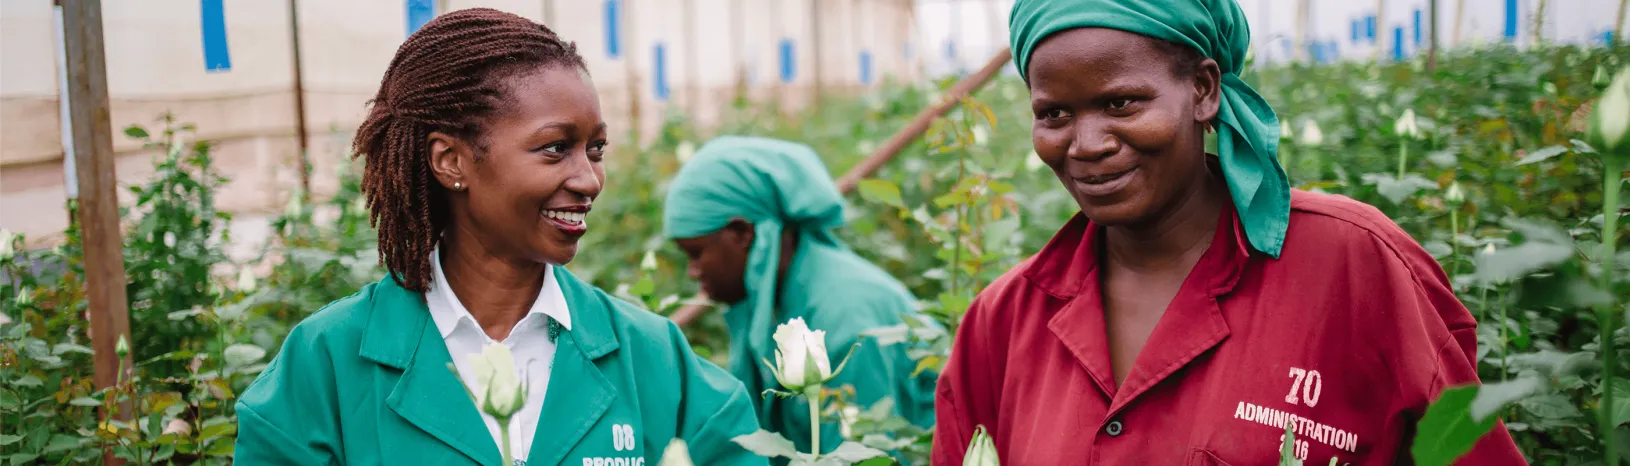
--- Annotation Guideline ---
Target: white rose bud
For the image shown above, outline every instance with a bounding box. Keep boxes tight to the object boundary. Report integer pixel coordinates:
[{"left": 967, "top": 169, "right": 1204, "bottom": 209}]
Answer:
[
  {"left": 658, "top": 439, "right": 695, "bottom": 466},
  {"left": 1395, "top": 109, "right": 1421, "bottom": 139},
  {"left": 1444, "top": 182, "right": 1465, "bottom": 205},
  {"left": 676, "top": 141, "right": 697, "bottom": 164},
  {"left": 641, "top": 250, "right": 658, "bottom": 271},
  {"left": 237, "top": 267, "right": 257, "bottom": 293},
  {"left": 0, "top": 229, "right": 15, "bottom": 261},
  {"left": 162, "top": 419, "right": 192, "bottom": 437},
  {"left": 1299, "top": 120, "right": 1324, "bottom": 147},
  {"left": 768, "top": 317, "right": 832, "bottom": 391},
  {"left": 1588, "top": 65, "right": 1630, "bottom": 155},
  {"left": 467, "top": 343, "right": 525, "bottom": 419},
  {"left": 0, "top": 313, "right": 11, "bottom": 326},
  {"left": 115, "top": 335, "right": 130, "bottom": 358},
  {"left": 963, "top": 425, "right": 1000, "bottom": 466},
  {"left": 1280, "top": 121, "right": 1293, "bottom": 141},
  {"left": 14, "top": 287, "right": 31, "bottom": 307}
]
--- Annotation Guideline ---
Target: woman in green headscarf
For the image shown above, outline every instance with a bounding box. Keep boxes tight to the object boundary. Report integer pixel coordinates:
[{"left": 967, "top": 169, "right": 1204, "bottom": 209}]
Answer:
[
  {"left": 663, "top": 135, "right": 937, "bottom": 458},
  {"left": 933, "top": 0, "right": 1525, "bottom": 464}
]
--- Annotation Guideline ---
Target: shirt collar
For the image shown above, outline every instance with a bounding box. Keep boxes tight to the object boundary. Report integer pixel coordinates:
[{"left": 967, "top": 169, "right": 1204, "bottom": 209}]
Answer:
[{"left": 426, "top": 244, "right": 574, "bottom": 339}]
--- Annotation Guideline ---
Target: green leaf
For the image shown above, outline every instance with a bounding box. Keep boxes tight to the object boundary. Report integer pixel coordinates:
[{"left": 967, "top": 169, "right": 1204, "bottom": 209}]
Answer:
[
  {"left": 817, "top": 441, "right": 890, "bottom": 463},
  {"left": 204, "top": 438, "right": 235, "bottom": 456},
  {"left": 732, "top": 430, "right": 802, "bottom": 459},
  {"left": 7, "top": 453, "right": 39, "bottom": 464},
  {"left": 0, "top": 391, "right": 20, "bottom": 409},
  {"left": 1469, "top": 377, "right": 1545, "bottom": 420},
  {"left": 861, "top": 324, "right": 911, "bottom": 346},
  {"left": 1515, "top": 145, "right": 1569, "bottom": 165},
  {"left": 856, "top": 180, "right": 906, "bottom": 209},
  {"left": 43, "top": 434, "right": 86, "bottom": 453},
  {"left": 13, "top": 374, "right": 43, "bottom": 388},
  {"left": 224, "top": 343, "right": 267, "bottom": 367},
  {"left": 1612, "top": 397, "right": 1630, "bottom": 428},
  {"left": 199, "top": 420, "right": 237, "bottom": 440},
  {"left": 52, "top": 343, "right": 94, "bottom": 355},
  {"left": 69, "top": 397, "right": 102, "bottom": 407},
  {"left": 124, "top": 125, "right": 149, "bottom": 139},
  {"left": 631, "top": 275, "right": 656, "bottom": 297},
  {"left": 856, "top": 458, "right": 898, "bottom": 466},
  {"left": 0, "top": 434, "right": 21, "bottom": 446},
  {"left": 1473, "top": 219, "right": 1575, "bottom": 285},
  {"left": 1411, "top": 385, "right": 1503, "bottom": 466}
]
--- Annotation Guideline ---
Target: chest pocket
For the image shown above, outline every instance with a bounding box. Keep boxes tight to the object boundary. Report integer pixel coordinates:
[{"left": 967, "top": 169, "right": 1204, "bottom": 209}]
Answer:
[{"left": 563, "top": 420, "right": 647, "bottom": 466}]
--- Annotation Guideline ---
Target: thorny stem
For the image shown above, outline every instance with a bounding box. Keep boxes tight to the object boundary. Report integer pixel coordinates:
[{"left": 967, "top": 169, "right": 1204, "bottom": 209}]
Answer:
[{"left": 1600, "top": 155, "right": 1622, "bottom": 465}]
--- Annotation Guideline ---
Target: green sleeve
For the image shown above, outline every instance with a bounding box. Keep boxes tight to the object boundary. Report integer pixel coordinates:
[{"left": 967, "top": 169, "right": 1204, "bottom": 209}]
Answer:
[
  {"left": 667, "top": 320, "right": 771, "bottom": 466},
  {"left": 233, "top": 325, "right": 341, "bottom": 464}
]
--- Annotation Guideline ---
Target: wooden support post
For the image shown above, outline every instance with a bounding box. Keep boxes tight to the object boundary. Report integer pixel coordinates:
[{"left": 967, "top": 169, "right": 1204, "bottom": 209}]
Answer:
[
  {"left": 1616, "top": 0, "right": 1627, "bottom": 46},
  {"left": 669, "top": 48, "right": 1016, "bottom": 327},
  {"left": 683, "top": 0, "right": 700, "bottom": 114},
  {"left": 61, "top": 0, "right": 132, "bottom": 438},
  {"left": 1454, "top": 0, "right": 1465, "bottom": 46},
  {"left": 1532, "top": 0, "right": 1549, "bottom": 47},
  {"left": 1428, "top": 0, "right": 1439, "bottom": 72},
  {"left": 543, "top": 0, "right": 555, "bottom": 26},
  {"left": 289, "top": 0, "right": 311, "bottom": 200},
  {"left": 811, "top": 0, "right": 824, "bottom": 106},
  {"left": 624, "top": 0, "right": 642, "bottom": 145}
]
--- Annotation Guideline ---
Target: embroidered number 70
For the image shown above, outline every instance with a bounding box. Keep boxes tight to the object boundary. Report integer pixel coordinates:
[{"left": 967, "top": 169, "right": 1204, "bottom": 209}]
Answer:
[{"left": 1284, "top": 367, "right": 1323, "bottom": 407}]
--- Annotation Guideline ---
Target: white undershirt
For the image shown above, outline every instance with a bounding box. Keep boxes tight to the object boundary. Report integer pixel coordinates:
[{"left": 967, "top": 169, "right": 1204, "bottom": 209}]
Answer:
[{"left": 426, "top": 246, "right": 572, "bottom": 464}]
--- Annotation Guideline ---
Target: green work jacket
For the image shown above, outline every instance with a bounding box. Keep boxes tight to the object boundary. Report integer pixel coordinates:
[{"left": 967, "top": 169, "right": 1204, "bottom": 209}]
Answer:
[{"left": 234, "top": 267, "right": 768, "bottom": 466}]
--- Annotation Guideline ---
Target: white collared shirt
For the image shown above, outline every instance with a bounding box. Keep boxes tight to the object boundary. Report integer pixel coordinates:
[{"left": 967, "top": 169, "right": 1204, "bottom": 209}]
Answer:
[{"left": 426, "top": 246, "right": 572, "bottom": 464}]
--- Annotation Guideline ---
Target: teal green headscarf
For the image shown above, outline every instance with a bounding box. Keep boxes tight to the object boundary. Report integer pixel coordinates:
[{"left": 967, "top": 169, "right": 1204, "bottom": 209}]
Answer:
[
  {"left": 662, "top": 135, "right": 848, "bottom": 366},
  {"left": 1010, "top": 0, "right": 1288, "bottom": 257}
]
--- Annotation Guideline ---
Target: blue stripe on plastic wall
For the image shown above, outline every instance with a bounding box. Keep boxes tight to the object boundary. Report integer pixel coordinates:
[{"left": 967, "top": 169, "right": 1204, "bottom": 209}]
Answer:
[
  {"left": 1352, "top": 19, "right": 1360, "bottom": 43},
  {"left": 1504, "top": 0, "right": 1518, "bottom": 40},
  {"left": 405, "top": 0, "right": 434, "bottom": 37},
  {"left": 859, "top": 50, "right": 873, "bottom": 85},
  {"left": 1393, "top": 27, "right": 1405, "bottom": 61},
  {"left": 201, "top": 0, "right": 231, "bottom": 72},
  {"left": 606, "top": 0, "right": 621, "bottom": 58},
  {"left": 653, "top": 43, "right": 669, "bottom": 101},
  {"left": 779, "top": 39, "right": 796, "bottom": 83},
  {"left": 1413, "top": 9, "right": 1422, "bottom": 46}
]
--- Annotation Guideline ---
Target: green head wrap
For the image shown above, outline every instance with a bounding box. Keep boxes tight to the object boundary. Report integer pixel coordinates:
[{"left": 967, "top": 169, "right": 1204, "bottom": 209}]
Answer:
[
  {"left": 662, "top": 136, "right": 847, "bottom": 364},
  {"left": 1009, "top": 0, "right": 1288, "bottom": 257}
]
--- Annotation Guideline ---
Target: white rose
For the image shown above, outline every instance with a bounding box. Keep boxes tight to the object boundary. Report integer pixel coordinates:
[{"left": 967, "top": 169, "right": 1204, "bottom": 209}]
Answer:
[
  {"left": 658, "top": 439, "right": 694, "bottom": 466},
  {"left": 1299, "top": 120, "right": 1324, "bottom": 147},
  {"left": 1589, "top": 65, "right": 1630, "bottom": 154},
  {"left": 467, "top": 343, "right": 526, "bottom": 419},
  {"left": 1394, "top": 108, "right": 1421, "bottom": 139},
  {"left": 769, "top": 317, "right": 832, "bottom": 391},
  {"left": 963, "top": 425, "right": 999, "bottom": 466},
  {"left": 0, "top": 229, "right": 16, "bottom": 261},
  {"left": 676, "top": 141, "right": 697, "bottom": 164}
]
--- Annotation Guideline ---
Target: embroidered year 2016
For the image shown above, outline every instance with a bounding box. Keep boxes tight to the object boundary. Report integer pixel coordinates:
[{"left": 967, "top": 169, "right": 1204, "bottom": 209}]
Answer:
[{"left": 583, "top": 423, "right": 644, "bottom": 466}]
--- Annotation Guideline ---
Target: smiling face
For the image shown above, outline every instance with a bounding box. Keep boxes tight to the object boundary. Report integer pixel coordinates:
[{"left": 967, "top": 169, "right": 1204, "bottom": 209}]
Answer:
[
  {"left": 430, "top": 64, "right": 608, "bottom": 265},
  {"left": 1027, "top": 28, "right": 1222, "bottom": 228}
]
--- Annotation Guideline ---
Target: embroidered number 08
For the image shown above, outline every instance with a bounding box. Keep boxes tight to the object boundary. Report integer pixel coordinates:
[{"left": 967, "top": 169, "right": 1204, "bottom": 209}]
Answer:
[
  {"left": 612, "top": 424, "right": 636, "bottom": 451},
  {"left": 1284, "top": 368, "right": 1323, "bottom": 407}
]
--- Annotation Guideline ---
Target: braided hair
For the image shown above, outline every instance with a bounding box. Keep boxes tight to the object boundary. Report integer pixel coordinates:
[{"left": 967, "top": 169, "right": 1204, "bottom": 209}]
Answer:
[{"left": 352, "top": 8, "right": 588, "bottom": 292}]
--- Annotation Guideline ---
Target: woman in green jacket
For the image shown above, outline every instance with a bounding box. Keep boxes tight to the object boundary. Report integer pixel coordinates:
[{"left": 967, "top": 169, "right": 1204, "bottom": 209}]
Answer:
[
  {"left": 234, "top": 9, "right": 765, "bottom": 466},
  {"left": 662, "top": 136, "right": 938, "bottom": 457}
]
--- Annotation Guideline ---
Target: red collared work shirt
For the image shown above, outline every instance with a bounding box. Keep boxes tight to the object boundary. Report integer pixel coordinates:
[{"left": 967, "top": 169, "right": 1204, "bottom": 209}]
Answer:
[{"left": 933, "top": 190, "right": 1526, "bottom": 465}]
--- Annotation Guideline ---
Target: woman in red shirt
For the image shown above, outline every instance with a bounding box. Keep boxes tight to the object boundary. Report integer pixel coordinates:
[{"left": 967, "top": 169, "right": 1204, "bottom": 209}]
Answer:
[{"left": 931, "top": 1, "right": 1528, "bottom": 464}]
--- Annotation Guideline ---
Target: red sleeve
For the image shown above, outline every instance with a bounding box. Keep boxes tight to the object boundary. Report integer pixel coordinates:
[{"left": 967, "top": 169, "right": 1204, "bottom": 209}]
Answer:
[
  {"left": 932, "top": 285, "right": 1011, "bottom": 466},
  {"left": 1356, "top": 230, "right": 1526, "bottom": 465}
]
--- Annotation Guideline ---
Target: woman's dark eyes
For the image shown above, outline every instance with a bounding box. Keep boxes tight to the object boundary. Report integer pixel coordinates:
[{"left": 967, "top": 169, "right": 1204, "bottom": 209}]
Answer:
[
  {"left": 1038, "top": 109, "right": 1068, "bottom": 120},
  {"left": 1108, "top": 99, "right": 1133, "bottom": 110},
  {"left": 536, "top": 142, "right": 569, "bottom": 154}
]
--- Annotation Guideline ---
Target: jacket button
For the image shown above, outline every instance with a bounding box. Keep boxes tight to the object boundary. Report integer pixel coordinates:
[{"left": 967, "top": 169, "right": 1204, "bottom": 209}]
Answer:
[{"left": 1105, "top": 420, "right": 1124, "bottom": 437}]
